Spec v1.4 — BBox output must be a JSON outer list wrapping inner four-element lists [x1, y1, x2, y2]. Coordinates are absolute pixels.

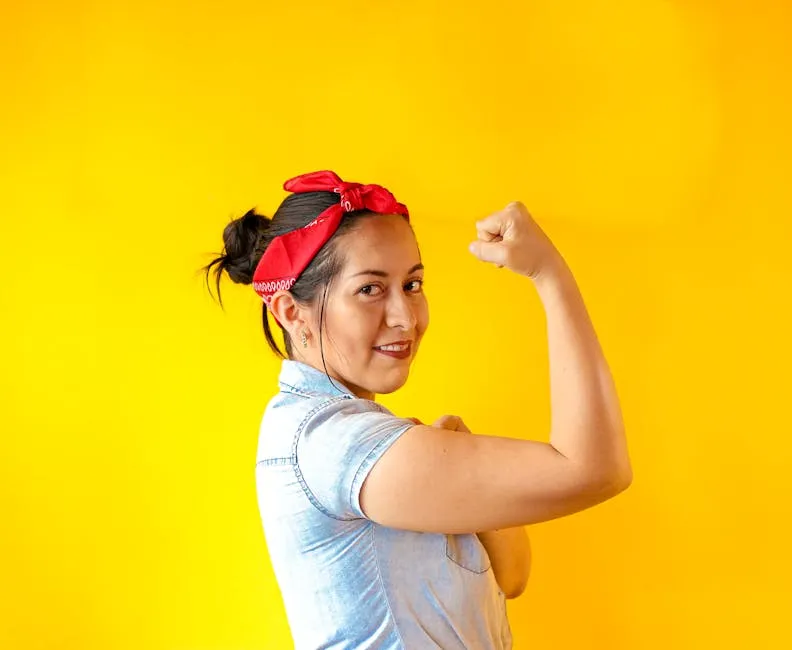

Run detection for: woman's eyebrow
[[349, 263, 424, 278]]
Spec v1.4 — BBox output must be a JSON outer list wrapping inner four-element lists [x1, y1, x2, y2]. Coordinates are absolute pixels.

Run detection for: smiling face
[[305, 213, 429, 399]]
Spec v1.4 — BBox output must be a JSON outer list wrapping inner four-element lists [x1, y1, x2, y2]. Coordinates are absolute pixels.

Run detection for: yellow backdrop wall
[[2, 1, 790, 648]]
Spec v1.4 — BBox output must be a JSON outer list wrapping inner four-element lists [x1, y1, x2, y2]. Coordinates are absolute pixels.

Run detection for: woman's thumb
[[469, 240, 507, 267]]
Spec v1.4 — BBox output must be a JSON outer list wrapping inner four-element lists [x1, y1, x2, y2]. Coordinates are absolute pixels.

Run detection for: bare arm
[[360, 203, 632, 534], [536, 257, 632, 483], [477, 527, 531, 599]]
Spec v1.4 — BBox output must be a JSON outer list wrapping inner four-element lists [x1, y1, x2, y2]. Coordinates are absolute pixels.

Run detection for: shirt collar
[[277, 359, 356, 399]]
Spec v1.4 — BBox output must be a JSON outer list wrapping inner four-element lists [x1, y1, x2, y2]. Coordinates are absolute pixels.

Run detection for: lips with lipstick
[[373, 340, 412, 359]]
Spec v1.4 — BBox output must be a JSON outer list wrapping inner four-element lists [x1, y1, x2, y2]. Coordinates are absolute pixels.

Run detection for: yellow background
[[3, 1, 791, 648]]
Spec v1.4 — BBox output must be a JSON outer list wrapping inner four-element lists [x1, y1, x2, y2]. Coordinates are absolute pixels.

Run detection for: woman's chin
[[375, 367, 411, 395]]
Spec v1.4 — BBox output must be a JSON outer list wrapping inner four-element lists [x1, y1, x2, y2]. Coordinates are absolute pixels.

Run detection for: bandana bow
[[252, 170, 409, 310]]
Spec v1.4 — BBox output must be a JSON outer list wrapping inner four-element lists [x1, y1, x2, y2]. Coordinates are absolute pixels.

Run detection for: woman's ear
[[269, 291, 308, 340]]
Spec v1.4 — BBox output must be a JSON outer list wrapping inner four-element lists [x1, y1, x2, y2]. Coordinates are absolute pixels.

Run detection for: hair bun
[[221, 208, 271, 285]]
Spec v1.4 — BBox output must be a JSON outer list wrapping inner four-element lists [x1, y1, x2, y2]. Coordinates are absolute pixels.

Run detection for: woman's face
[[309, 213, 429, 399]]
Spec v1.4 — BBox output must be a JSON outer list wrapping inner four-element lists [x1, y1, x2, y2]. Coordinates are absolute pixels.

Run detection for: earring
[[301, 331, 308, 348]]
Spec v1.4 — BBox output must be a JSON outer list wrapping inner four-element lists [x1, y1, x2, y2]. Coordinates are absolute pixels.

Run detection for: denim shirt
[[254, 360, 513, 649]]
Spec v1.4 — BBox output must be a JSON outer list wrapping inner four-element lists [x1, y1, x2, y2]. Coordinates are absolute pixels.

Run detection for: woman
[[204, 170, 632, 649]]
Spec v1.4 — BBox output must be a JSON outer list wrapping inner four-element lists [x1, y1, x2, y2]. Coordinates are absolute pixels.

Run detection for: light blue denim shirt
[[254, 359, 513, 649]]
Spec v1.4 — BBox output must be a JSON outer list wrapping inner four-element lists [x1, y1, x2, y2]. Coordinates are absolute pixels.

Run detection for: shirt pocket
[[445, 533, 492, 574]]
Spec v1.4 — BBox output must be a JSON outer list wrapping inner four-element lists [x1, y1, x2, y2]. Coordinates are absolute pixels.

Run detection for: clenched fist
[[468, 201, 562, 280]]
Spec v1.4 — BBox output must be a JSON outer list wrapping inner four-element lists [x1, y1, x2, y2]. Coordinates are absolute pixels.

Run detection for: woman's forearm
[[477, 526, 531, 598], [535, 259, 631, 485]]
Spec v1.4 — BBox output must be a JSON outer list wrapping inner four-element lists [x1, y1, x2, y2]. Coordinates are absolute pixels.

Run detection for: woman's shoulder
[[267, 390, 398, 429]]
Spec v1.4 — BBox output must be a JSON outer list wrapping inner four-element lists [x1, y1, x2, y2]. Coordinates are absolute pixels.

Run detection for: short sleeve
[[295, 396, 416, 520]]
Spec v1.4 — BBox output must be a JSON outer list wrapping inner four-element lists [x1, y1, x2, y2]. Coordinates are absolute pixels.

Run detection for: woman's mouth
[[373, 341, 412, 360]]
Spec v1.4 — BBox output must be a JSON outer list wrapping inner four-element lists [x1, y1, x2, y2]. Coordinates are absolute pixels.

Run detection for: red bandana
[[252, 170, 409, 307]]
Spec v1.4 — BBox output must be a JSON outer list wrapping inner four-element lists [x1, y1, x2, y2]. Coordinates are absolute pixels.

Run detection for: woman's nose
[[386, 294, 417, 331]]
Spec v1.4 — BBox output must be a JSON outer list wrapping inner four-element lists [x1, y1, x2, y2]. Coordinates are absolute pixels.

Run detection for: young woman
[[204, 170, 632, 649]]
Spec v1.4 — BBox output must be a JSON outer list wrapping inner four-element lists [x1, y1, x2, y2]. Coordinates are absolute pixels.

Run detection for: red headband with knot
[[252, 170, 409, 308]]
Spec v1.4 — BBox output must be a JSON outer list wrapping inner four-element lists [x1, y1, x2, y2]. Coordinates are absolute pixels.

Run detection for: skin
[[268, 212, 530, 598], [269, 213, 429, 400]]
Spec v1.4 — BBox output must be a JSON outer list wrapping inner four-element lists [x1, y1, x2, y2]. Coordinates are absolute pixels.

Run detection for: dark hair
[[202, 191, 391, 361]]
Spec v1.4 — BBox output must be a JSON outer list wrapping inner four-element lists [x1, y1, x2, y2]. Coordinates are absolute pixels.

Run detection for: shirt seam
[[256, 457, 292, 467], [278, 380, 317, 398], [292, 394, 356, 521], [279, 372, 353, 399]]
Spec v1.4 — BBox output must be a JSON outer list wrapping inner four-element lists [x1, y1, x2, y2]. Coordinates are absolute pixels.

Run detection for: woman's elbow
[[501, 559, 532, 599], [502, 572, 530, 599]]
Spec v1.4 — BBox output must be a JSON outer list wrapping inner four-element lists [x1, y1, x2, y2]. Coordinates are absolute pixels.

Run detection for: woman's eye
[[406, 279, 424, 292], [359, 285, 382, 296]]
